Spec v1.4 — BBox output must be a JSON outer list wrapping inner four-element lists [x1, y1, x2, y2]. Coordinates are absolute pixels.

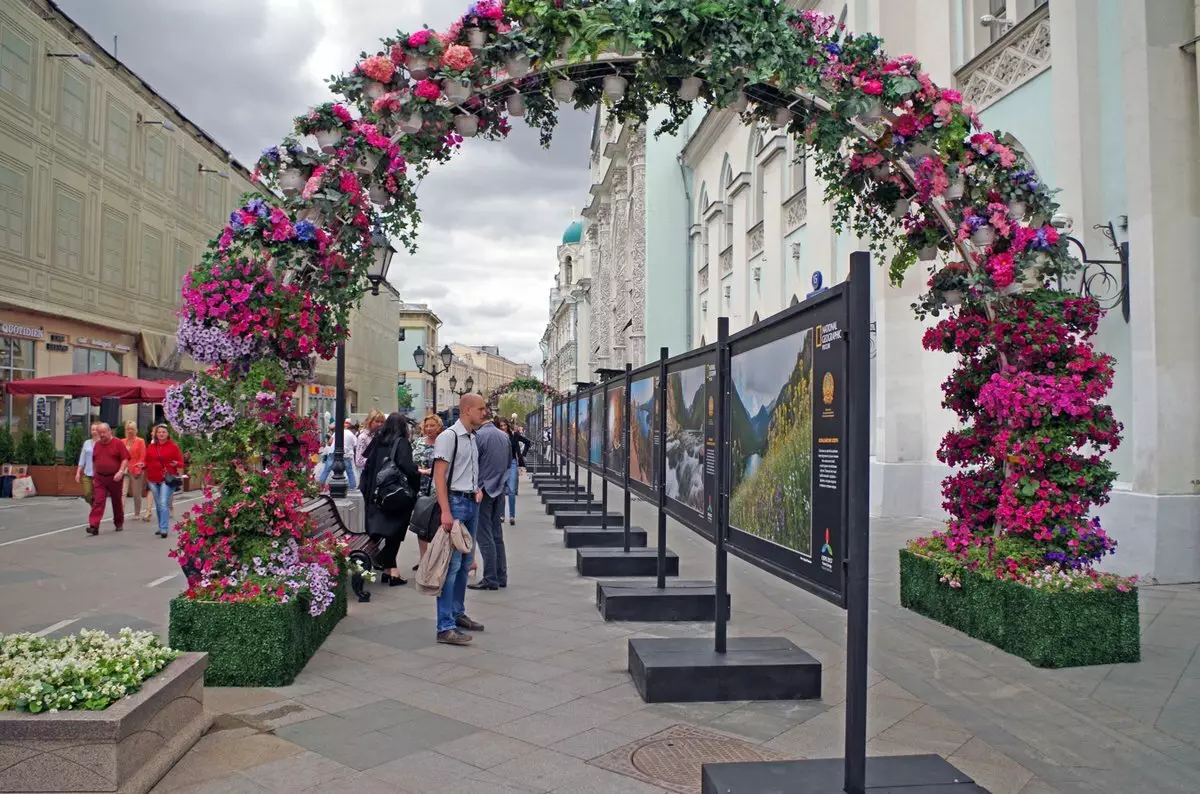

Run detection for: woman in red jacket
[[145, 424, 185, 538]]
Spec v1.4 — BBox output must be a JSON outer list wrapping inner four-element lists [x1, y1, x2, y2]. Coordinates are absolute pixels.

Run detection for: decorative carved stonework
[[784, 190, 808, 232], [628, 127, 646, 167], [957, 7, 1051, 110], [698, 264, 710, 293], [611, 167, 628, 200], [747, 221, 765, 258], [719, 246, 733, 277]]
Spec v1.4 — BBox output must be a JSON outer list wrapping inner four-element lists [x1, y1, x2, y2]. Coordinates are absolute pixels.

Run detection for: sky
[[730, 330, 810, 415], [55, 0, 594, 370]]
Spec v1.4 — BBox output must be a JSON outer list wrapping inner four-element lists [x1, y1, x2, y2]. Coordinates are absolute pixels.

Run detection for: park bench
[[302, 494, 374, 603]]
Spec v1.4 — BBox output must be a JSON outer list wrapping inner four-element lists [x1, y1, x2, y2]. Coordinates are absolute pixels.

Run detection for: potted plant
[[25, 430, 81, 497], [438, 44, 478, 104], [907, 223, 947, 262], [356, 53, 397, 101], [400, 28, 444, 80], [294, 103, 352, 153], [929, 262, 970, 306]]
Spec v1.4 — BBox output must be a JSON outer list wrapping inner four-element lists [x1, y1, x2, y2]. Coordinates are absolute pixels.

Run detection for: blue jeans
[[318, 457, 356, 489], [436, 494, 479, 633], [505, 460, 518, 518], [148, 481, 173, 535]]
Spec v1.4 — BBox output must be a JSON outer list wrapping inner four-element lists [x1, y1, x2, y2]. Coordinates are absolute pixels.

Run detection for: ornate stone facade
[[957, 5, 1051, 110]]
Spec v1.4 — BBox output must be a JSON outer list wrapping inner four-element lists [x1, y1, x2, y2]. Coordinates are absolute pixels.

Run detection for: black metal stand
[[328, 343, 349, 500], [623, 362, 632, 554], [656, 346, 669, 590]]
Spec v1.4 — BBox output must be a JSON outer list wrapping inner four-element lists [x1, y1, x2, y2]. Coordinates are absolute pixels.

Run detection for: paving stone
[[948, 737, 1036, 794], [435, 730, 540, 769], [239, 750, 354, 792], [705, 707, 795, 742], [235, 699, 328, 732], [379, 711, 479, 748], [494, 712, 594, 746], [152, 733, 304, 791], [293, 683, 380, 713], [153, 774, 273, 794], [363, 749, 484, 791], [330, 699, 439, 732], [490, 747, 594, 792], [548, 727, 634, 760], [0, 569, 53, 585]]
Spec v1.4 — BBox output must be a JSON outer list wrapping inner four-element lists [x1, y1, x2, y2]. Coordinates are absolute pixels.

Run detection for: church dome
[[562, 219, 583, 244]]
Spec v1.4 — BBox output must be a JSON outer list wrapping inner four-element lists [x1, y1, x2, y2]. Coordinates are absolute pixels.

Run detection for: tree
[[14, 431, 36, 465], [397, 383, 414, 412], [0, 430, 14, 466], [498, 393, 537, 423], [33, 432, 57, 466], [64, 426, 85, 466]]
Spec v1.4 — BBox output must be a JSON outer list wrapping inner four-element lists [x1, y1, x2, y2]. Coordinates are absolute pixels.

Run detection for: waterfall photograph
[[665, 364, 707, 515]]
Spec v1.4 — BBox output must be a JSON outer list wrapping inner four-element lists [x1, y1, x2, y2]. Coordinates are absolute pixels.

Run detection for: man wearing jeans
[[470, 412, 512, 592], [433, 393, 487, 645]]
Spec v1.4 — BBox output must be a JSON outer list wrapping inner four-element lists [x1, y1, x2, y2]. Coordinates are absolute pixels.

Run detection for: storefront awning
[[2, 371, 168, 404]]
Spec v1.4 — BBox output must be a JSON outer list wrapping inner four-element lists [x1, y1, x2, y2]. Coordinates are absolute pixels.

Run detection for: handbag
[[371, 439, 416, 516], [155, 443, 183, 489], [410, 432, 458, 542]]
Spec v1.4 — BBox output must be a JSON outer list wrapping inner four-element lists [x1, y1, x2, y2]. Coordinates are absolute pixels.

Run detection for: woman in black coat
[[360, 412, 421, 586]]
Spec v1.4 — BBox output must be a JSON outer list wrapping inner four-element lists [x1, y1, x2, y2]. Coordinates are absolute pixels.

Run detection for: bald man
[[432, 393, 487, 645], [87, 422, 129, 535]]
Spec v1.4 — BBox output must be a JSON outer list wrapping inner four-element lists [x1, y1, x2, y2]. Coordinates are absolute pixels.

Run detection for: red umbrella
[[2, 371, 169, 404]]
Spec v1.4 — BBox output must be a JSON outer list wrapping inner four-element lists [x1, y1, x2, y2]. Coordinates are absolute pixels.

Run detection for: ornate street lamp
[[414, 344, 454, 416], [449, 374, 474, 397]]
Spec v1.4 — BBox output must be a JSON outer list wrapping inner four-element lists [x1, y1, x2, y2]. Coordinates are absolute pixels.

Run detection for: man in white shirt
[[318, 420, 359, 489]]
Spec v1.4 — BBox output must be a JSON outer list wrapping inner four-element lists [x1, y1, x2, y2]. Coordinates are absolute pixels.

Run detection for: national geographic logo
[[814, 322, 842, 348]]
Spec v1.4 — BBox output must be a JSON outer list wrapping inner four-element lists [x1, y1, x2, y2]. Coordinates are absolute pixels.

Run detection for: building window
[[790, 141, 807, 195], [140, 227, 163, 300], [177, 154, 196, 205], [0, 29, 33, 104], [0, 337, 36, 433], [205, 174, 223, 223], [72, 346, 122, 375], [173, 242, 193, 299], [101, 209, 127, 287], [106, 101, 132, 166], [59, 68, 89, 137], [145, 133, 166, 186], [0, 164, 26, 255], [53, 189, 83, 272]]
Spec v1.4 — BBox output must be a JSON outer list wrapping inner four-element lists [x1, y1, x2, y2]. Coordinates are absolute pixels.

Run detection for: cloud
[[56, 0, 589, 370]]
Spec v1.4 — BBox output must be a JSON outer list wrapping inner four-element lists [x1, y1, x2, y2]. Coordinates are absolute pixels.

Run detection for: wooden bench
[[302, 494, 375, 602]]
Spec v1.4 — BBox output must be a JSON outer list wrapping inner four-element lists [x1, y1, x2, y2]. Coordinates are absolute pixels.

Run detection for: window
[[790, 141, 807, 195], [106, 101, 132, 165], [177, 154, 196, 205], [145, 133, 166, 186], [205, 174, 223, 223], [173, 242, 193, 299], [0, 164, 26, 254], [53, 189, 83, 272], [140, 227, 163, 300], [0, 29, 32, 104], [72, 347, 122, 374], [60, 69, 89, 137], [0, 337, 36, 433], [101, 209, 127, 287]]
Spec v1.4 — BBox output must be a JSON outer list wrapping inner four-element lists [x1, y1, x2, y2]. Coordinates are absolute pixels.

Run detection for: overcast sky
[[57, 0, 593, 369]]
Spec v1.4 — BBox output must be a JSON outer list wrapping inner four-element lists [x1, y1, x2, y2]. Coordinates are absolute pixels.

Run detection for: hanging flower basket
[[466, 26, 487, 50], [918, 245, 939, 262], [454, 114, 480, 138], [368, 184, 389, 205], [855, 98, 882, 125], [443, 77, 472, 104], [728, 90, 748, 112], [942, 290, 963, 306], [407, 54, 431, 80], [296, 207, 324, 225], [603, 75, 628, 102], [1008, 200, 1028, 219], [892, 198, 910, 220], [506, 54, 531, 79], [971, 225, 996, 247], [399, 110, 423, 135], [278, 168, 308, 197], [558, 37, 573, 60], [944, 176, 965, 201], [553, 78, 577, 103], [355, 150, 382, 175], [363, 80, 388, 101], [678, 76, 703, 101], [313, 129, 343, 154], [772, 107, 792, 128], [507, 93, 527, 116]]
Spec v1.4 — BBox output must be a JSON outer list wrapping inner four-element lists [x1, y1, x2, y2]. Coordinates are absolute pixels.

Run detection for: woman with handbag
[[144, 425, 184, 539], [361, 412, 420, 586], [410, 413, 442, 571]]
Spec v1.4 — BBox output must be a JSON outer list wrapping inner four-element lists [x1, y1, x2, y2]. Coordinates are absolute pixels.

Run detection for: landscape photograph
[[665, 364, 707, 514], [589, 390, 604, 466], [728, 327, 815, 556], [607, 384, 625, 473], [575, 395, 589, 461], [629, 375, 657, 485]]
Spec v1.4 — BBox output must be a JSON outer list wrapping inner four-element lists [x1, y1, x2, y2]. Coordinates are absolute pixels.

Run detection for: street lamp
[[448, 374, 474, 397], [414, 343, 454, 416], [328, 235, 396, 499]]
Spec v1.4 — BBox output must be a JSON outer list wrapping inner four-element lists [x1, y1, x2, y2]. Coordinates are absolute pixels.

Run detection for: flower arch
[[166, 0, 1123, 612], [487, 376, 563, 409]]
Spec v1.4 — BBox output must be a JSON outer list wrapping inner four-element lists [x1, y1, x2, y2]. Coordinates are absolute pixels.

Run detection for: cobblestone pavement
[[140, 474, 1199, 794]]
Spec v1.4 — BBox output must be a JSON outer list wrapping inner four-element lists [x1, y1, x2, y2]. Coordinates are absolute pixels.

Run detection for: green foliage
[[13, 431, 35, 465], [167, 581, 346, 687], [397, 383, 414, 411], [32, 432, 57, 466], [498, 393, 536, 422], [0, 430, 14, 466], [899, 550, 1141, 668], [64, 427, 86, 467]]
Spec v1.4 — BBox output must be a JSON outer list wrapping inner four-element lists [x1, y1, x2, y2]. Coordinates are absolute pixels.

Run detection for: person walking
[[122, 422, 147, 522], [501, 419, 530, 526], [144, 425, 184, 538], [361, 412, 420, 586], [86, 423, 129, 536], [74, 423, 99, 503], [354, 409, 386, 476], [410, 413, 442, 571], [432, 393, 486, 646], [470, 412, 511, 592]]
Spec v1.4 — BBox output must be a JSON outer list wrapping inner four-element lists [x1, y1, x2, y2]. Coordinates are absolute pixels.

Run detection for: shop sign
[[308, 385, 336, 397], [0, 322, 44, 340], [76, 337, 133, 353], [46, 333, 70, 353]]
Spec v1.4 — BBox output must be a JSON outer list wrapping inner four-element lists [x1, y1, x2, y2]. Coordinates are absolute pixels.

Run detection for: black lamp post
[[448, 374, 474, 398], [328, 235, 395, 500], [414, 343, 454, 417]]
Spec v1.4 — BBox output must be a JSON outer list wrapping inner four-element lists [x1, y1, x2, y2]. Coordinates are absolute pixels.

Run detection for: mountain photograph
[[589, 391, 604, 465], [629, 376, 656, 485], [607, 384, 625, 473], [729, 327, 815, 556], [665, 364, 707, 514], [575, 396, 589, 462]]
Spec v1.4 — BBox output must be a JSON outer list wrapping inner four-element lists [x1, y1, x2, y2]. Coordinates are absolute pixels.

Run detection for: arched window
[[697, 182, 709, 267], [700, 335, 706, 346], [749, 130, 766, 225], [718, 155, 732, 248], [790, 139, 806, 196], [752, 311, 760, 325], [564, 255, 573, 285], [790, 295, 800, 306]]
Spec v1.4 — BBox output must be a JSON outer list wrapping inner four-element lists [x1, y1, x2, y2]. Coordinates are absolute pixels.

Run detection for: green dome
[[562, 220, 583, 244]]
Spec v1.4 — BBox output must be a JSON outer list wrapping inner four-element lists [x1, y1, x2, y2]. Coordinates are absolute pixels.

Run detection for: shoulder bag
[[410, 432, 457, 542]]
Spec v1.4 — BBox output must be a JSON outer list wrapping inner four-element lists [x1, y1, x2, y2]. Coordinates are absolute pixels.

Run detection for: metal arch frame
[[1058, 221, 1131, 323]]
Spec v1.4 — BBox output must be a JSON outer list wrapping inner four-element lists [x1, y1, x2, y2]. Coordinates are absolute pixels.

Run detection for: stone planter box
[[27, 465, 84, 497], [0, 652, 209, 793], [168, 580, 346, 687], [899, 550, 1141, 668]]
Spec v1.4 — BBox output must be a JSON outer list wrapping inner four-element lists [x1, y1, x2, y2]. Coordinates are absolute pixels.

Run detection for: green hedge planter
[[168, 582, 347, 687], [898, 550, 1140, 668]]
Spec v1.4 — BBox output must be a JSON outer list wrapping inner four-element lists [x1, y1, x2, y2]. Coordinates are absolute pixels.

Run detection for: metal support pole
[[844, 252, 872, 794], [655, 347, 669, 589], [622, 363, 632, 554], [430, 372, 438, 418], [713, 320, 729, 654], [328, 343, 349, 499]]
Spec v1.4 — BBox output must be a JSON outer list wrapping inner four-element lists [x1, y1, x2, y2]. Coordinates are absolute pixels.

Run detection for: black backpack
[[371, 439, 415, 516]]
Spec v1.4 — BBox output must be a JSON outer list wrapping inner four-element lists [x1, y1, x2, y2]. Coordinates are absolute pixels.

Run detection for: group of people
[[74, 422, 185, 538], [354, 395, 529, 646]]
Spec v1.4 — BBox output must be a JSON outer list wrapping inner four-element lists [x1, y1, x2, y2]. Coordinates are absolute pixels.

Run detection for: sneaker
[[114, 525, 123, 532], [86, 526, 99, 536], [456, 615, 485, 632], [509, 518, 515, 525], [437, 630, 473, 645]]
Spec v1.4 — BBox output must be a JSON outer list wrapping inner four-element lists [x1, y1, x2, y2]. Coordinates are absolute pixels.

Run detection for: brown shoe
[[86, 526, 99, 536], [437, 630, 473, 645], [455, 615, 485, 632]]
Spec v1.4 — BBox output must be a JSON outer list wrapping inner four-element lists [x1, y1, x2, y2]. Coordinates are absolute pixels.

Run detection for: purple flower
[[295, 220, 317, 242]]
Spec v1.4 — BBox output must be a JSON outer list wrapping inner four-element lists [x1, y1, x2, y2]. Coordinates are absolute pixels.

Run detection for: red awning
[[2, 371, 169, 404]]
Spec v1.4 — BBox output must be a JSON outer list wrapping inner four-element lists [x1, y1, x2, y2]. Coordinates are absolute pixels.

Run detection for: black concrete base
[[539, 488, 589, 501], [628, 637, 821, 703], [545, 499, 597, 514], [576, 547, 679, 577], [597, 580, 726, 622], [532, 479, 574, 490], [563, 527, 647, 549], [701, 754, 987, 794], [555, 511, 623, 528]]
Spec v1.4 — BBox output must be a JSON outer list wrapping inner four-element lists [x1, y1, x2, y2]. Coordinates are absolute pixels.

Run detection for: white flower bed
[[0, 629, 179, 713]]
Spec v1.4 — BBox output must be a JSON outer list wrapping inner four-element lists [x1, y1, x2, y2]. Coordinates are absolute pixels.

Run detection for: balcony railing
[[955, 3, 1051, 111]]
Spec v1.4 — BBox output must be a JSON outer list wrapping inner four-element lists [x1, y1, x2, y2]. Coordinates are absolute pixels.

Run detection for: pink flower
[[414, 79, 440, 100], [331, 104, 352, 124], [442, 44, 474, 72], [987, 252, 1015, 288], [372, 91, 405, 114], [941, 88, 962, 104], [339, 172, 361, 202], [408, 30, 432, 48], [359, 54, 395, 83], [389, 43, 406, 65], [860, 79, 884, 96], [301, 165, 327, 200]]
